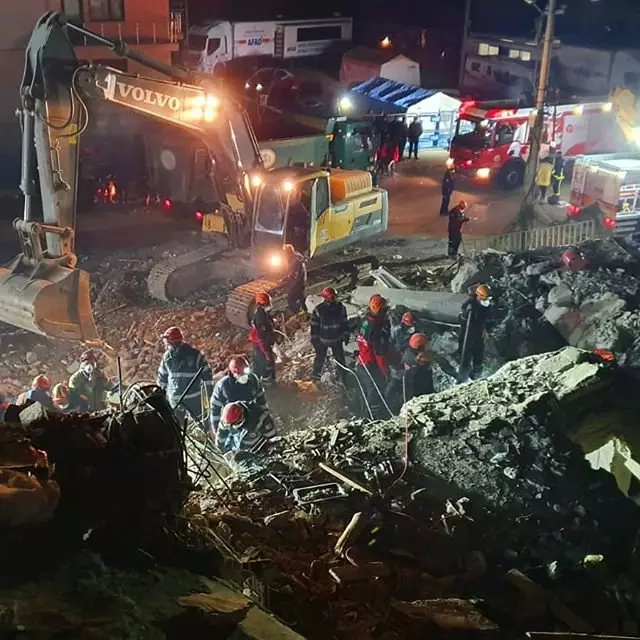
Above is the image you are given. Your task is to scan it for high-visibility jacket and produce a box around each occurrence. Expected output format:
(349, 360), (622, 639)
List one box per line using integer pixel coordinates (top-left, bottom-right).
(536, 162), (553, 187)
(210, 373), (267, 432)
(156, 343), (213, 421)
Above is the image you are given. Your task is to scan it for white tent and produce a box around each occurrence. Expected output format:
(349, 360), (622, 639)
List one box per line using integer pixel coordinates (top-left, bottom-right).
(340, 47), (420, 86)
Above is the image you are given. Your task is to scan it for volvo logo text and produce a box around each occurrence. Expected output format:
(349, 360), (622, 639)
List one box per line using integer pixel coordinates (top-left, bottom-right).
(115, 82), (182, 111)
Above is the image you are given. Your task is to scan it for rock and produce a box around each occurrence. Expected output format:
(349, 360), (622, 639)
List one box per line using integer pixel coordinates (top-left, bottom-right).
(525, 260), (555, 277)
(547, 283), (573, 307)
(177, 592), (250, 626)
(450, 261), (480, 294)
(392, 598), (497, 630)
(25, 351), (38, 365)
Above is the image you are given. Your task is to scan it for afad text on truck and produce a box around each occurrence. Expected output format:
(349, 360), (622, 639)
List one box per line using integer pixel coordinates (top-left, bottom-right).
(447, 99), (623, 190)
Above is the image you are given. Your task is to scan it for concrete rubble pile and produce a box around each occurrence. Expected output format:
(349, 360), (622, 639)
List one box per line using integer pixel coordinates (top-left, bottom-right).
(462, 239), (640, 365)
(190, 347), (640, 638)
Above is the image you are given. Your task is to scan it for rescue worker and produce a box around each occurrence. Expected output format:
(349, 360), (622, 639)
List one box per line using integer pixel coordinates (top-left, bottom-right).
(210, 356), (268, 436)
(215, 401), (276, 455)
(440, 167), (456, 216)
(310, 287), (349, 381)
(359, 294), (391, 377)
(385, 311), (417, 408)
(448, 199), (469, 257)
(550, 151), (565, 202)
(0, 391), (9, 422)
(402, 333), (435, 401)
(280, 244), (307, 314)
(51, 383), (89, 414)
(156, 327), (213, 423)
(536, 156), (553, 202)
(69, 350), (110, 412)
(458, 284), (492, 382)
(250, 292), (277, 382)
(408, 117), (423, 159)
(391, 312), (417, 353)
(16, 374), (53, 409)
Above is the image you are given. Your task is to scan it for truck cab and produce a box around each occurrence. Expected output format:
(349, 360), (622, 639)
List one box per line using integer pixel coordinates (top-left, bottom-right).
(187, 22), (233, 73)
(567, 153), (640, 235)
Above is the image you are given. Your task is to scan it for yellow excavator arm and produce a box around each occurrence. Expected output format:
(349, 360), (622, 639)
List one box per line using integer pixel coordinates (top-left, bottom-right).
(0, 12), (263, 342)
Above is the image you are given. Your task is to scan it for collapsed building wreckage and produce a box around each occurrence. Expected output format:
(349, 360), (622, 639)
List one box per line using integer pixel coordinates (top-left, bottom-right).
(4, 239), (640, 636)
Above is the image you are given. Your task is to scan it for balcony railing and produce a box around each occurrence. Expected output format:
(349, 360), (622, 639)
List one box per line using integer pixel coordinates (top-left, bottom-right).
(72, 13), (183, 46)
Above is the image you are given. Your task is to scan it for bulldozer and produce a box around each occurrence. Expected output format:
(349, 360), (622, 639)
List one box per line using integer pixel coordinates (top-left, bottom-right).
(0, 12), (388, 341)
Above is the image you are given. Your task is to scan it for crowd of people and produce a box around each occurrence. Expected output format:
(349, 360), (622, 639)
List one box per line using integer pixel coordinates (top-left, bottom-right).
(0, 349), (111, 422)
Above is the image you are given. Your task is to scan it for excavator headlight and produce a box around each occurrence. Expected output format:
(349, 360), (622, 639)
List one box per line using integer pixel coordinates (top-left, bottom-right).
(269, 253), (283, 268)
(203, 108), (216, 123)
(282, 179), (294, 192)
(206, 95), (219, 108)
(251, 174), (263, 188)
(602, 102), (613, 113)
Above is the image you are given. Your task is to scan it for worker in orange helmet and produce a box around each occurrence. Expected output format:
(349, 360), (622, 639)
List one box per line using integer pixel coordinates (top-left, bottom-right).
(215, 401), (276, 455)
(447, 199), (469, 257)
(250, 292), (277, 382)
(16, 374), (53, 409)
(458, 283), (492, 382)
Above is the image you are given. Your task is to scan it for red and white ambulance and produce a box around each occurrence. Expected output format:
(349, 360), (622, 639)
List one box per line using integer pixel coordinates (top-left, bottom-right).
(448, 99), (625, 189)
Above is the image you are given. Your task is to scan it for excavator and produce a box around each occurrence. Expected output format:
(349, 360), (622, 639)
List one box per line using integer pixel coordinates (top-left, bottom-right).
(0, 12), (388, 341)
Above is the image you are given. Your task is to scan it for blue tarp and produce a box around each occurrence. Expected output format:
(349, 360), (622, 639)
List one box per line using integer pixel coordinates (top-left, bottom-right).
(349, 77), (436, 113)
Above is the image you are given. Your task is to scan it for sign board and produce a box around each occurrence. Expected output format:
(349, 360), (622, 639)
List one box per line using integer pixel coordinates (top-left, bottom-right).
(233, 21), (276, 58)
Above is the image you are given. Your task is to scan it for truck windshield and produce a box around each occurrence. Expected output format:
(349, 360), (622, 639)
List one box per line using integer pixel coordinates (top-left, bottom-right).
(452, 117), (493, 150)
(256, 185), (287, 233)
(188, 35), (207, 51)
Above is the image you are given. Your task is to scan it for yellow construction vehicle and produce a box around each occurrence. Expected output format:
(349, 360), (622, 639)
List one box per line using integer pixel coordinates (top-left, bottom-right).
(226, 166), (388, 325)
(0, 12), (387, 341)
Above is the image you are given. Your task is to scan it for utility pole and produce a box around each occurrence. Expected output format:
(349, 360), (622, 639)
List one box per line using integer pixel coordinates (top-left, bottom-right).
(458, 0), (472, 89)
(519, 0), (557, 226)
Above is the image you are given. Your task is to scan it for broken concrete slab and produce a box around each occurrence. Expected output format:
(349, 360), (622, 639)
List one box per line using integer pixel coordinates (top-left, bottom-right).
(352, 287), (466, 324)
(450, 261), (480, 293)
(547, 283), (573, 307)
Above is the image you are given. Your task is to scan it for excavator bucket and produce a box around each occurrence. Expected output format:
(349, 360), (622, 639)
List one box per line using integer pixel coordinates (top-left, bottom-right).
(0, 260), (98, 342)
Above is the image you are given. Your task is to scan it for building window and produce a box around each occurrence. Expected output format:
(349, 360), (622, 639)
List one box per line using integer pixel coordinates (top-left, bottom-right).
(509, 49), (532, 62)
(478, 43), (499, 56)
(88, 0), (124, 21)
(61, 0), (83, 21)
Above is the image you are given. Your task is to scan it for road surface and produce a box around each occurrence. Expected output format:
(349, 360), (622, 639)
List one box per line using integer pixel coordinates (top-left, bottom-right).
(383, 150), (570, 239)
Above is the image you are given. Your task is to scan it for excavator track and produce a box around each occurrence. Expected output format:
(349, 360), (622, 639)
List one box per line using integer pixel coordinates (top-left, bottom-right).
(147, 241), (230, 302)
(225, 254), (379, 327)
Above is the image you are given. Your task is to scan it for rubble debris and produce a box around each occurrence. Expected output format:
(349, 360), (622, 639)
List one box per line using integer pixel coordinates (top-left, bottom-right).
(177, 591), (250, 626)
(190, 347), (640, 638)
(351, 286), (466, 323)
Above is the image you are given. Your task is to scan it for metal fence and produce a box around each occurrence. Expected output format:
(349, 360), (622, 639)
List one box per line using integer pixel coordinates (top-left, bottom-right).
(466, 219), (600, 253)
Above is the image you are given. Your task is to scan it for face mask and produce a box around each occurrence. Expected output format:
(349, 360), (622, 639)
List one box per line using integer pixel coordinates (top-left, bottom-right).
(407, 326), (416, 334)
(265, 305), (272, 312)
(235, 374), (249, 384)
(480, 298), (491, 307)
(81, 363), (95, 376)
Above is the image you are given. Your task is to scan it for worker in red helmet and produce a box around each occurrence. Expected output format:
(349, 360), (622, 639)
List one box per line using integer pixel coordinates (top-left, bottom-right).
(279, 243), (307, 314)
(250, 292), (277, 382)
(447, 199), (469, 257)
(69, 349), (110, 412)
(386, 311), (418, 403)
(17, 374), (54, 409)
(156, 326), (213, 424)
(210, 356), (268, 435)
(561, 247), (588, 271)
(310, 287), (349, 381)
(215, 401), (277, 455)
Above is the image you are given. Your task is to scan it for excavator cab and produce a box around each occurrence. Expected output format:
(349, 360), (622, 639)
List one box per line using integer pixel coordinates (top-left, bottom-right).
(251, 168), (327, 274)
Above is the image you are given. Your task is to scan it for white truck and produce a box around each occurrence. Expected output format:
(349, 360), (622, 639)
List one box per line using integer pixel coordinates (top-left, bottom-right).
(186, 18), (353, 74)
(567, 153), (640, 235)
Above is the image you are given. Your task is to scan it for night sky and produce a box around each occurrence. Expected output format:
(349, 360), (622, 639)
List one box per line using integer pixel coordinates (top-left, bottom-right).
(186, 0), (640, 48)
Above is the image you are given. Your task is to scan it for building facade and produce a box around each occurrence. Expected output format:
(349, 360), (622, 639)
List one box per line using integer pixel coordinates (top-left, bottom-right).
(0, 0), (182, 187)
(460, 33), (640, 102)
